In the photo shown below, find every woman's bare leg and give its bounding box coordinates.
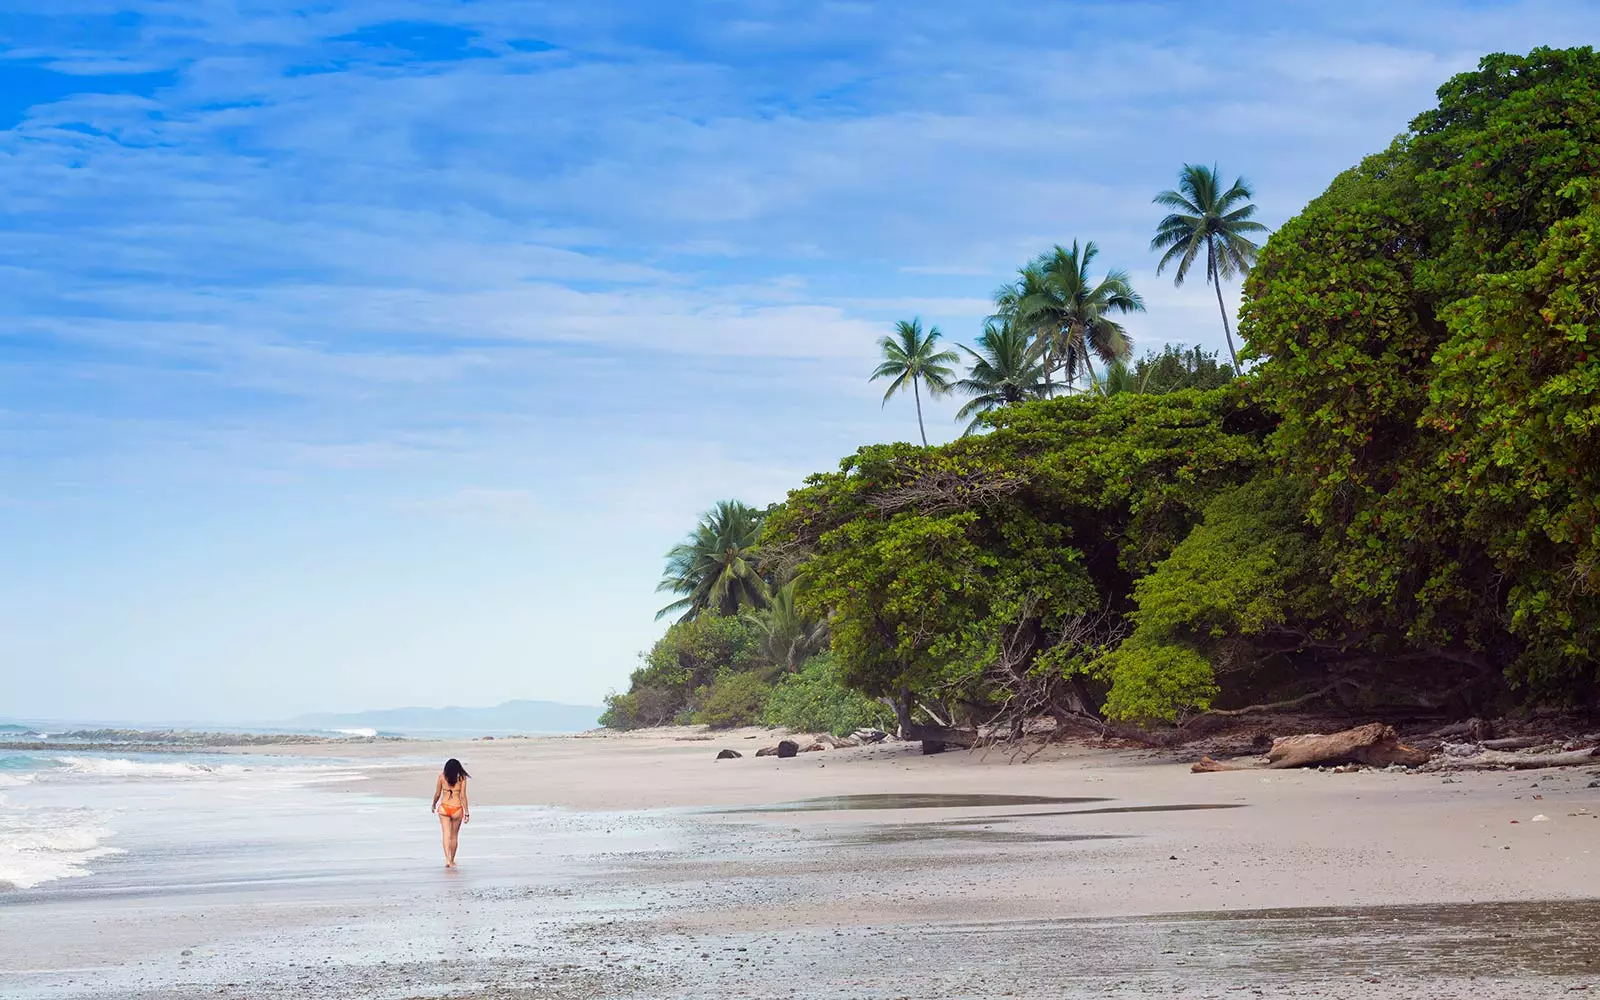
[446,816,462,866]
[439,813,453,867]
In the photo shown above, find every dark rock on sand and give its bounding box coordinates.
[716,749,742,760]
[776,739,800,759]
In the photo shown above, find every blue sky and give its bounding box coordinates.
[3,1,1596,722]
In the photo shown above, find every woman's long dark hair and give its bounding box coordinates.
[443,758,469,786]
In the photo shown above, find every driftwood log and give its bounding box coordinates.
[1192,723,1430,773]
[1432,746,1599,770]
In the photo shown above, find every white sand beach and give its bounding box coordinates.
[3,729,1598,998]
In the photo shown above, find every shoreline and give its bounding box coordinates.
[247,725,1600,917]
[6,727,1600,998]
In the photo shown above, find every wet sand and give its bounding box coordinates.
[5,728,1600,997]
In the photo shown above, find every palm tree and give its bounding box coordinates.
[990,264,1060,394]
[870,318,959,446]
[953,320,1049,434]
[742,579,829,675]
[1032,241,1144,393]
[1151,164,1269,369]
[655,500,770,622]
[1101,359,1142,396]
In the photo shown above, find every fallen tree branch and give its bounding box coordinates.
[1478,736,1548,751]
[1181,685,1341,725]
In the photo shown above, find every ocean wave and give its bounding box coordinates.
[50,756,245,779]
[0,772,36,787]
[0,804,121,890]
[332,727,378,739]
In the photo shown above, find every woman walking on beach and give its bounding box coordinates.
[431,758,470,868]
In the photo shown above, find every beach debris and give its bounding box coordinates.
[1427,744,1599,771]
[715,749,742,760]
[802,733,861,751]
[853,728,890,744]
[1425,718,1496,742]
[1191,723,1429,773]
[1532,814,1551,822]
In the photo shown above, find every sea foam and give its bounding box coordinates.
[50,756,243,779]
[0,794,121,890]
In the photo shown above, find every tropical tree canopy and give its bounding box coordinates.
[870,318,960,447]
[1242,45,1600,698]
[655,500,770,621]
[1151,164,1268,368]
[953,320,1049,434]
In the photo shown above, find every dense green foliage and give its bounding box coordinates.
[600,613,764,728]
[766,389,1268,722]
[762,654,894,736]
[1242,45,1600,700]
[692,672,774,729]
[1099,477,1329,720]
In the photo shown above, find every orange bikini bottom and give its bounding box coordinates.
[439,803,463,819]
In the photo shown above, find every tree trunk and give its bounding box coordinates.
[913,378,928,447]
[1083,352,1101,396]
[1209,240,1241,370]
[892,689,915,738]
[900,721,978,750]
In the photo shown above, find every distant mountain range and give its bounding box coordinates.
[290,699,602,735]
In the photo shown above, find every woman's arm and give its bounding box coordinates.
[462,782,470,823]
[430,775,442,813]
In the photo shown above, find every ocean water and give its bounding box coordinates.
[0,747,377,891]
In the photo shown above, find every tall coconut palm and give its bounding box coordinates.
[1032,241,1144,393]
[990,264,1060,394]
[870,318,960,446]
[1150,164,1269,369]
[655,500,770,622]
[953,320,1049,434]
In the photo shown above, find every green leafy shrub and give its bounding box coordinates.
[598,685,680,730]
[692,672,773,729]
[1096,477,1327,721]
[602,614,764,729]
[762,654,894,736]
